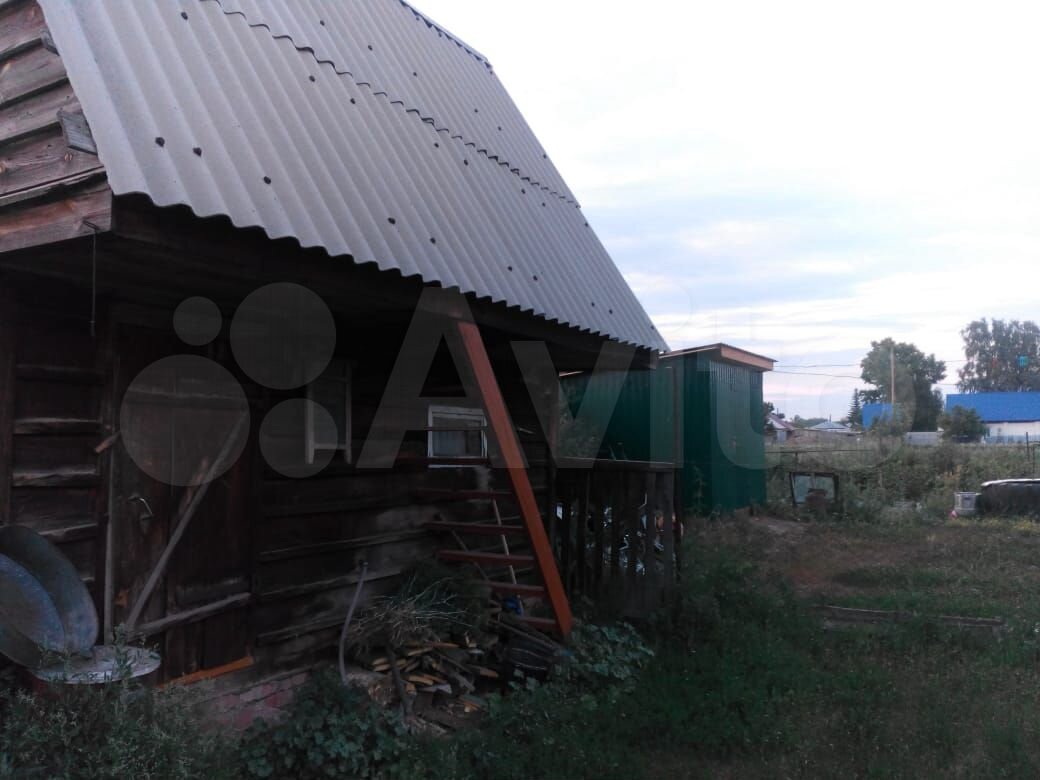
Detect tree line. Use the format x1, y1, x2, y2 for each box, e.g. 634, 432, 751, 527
770, 318, 1039, 436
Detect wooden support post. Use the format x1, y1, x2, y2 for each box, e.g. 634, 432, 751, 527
456, 321, 573, 636
560, 486, 572, 595
592, 475, 604, 596
576, 472, 589, 595
644, 471, 659, 608
0, 281, 15, 522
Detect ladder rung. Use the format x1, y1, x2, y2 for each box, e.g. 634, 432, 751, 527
425, 521, 527, 536
438, 550, 534, 567
476, 581, 547, 598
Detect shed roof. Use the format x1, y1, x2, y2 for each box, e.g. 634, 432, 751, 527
664, 343, 775, 372
39, 0, 667, 351
945, 392, 1040, 423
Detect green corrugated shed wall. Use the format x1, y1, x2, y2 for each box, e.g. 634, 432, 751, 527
562, 348, 767, 514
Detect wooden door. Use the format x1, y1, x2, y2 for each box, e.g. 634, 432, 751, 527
109, 312, 253, 680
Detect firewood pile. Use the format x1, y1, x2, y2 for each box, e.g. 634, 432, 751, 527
342, 568, 563, 730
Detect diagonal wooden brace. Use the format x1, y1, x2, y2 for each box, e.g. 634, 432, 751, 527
456, 321, 573, 636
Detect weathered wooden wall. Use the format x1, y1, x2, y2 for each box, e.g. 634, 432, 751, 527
1, 279, 107, 621
0, 0, 111, 254
0, 267, 561, 681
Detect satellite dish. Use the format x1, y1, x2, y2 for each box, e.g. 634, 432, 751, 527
0, 553, 66, 667
0, 525, 99, 666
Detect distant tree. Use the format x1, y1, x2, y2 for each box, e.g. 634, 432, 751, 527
790, 415, 828, 429
763, 401, 784, 420
860, 338, 946, 431
958, 318, 1040, 392
940, 405, 988, 443
845, 390, 863, 427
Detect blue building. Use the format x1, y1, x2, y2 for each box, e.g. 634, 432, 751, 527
944, 393, 1040, 442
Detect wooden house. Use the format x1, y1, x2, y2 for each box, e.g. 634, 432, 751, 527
0, 0, 668, 687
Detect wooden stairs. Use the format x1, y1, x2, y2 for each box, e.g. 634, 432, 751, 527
419, 321, 573, 637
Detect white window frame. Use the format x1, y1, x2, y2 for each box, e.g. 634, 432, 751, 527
306, 359, 352, 464
427, 404, 487, 462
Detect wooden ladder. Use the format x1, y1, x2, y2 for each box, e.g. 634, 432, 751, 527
422, 321, 573, 637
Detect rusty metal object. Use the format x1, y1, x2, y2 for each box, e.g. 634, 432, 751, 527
0, 524, 98, 656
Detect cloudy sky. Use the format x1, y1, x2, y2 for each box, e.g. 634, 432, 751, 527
418, 0, 1040, 419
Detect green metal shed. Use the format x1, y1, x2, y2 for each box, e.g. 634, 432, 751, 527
561, 344, 774, 515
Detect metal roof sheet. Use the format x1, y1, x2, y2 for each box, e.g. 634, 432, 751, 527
945, 392, 1040, 423
39, 0, 667, 351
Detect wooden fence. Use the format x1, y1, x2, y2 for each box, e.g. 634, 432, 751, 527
551, 459, 682, 616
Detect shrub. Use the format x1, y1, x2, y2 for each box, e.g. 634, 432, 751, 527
237, 669, 409, 780
0, 679, 232, 779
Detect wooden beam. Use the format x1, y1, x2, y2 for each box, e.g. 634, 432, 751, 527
0, 280, 14, 518
133, 592, 253, 638
12, 465, 98, 487
164, 655, 254, 687
0, 178, 111, 253
13, 417, 101, 435
456, 320, 573, 636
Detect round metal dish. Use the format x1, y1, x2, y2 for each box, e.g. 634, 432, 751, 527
0, 525, 98, 655
0, 553, 66, 667
31, 646, 162, 685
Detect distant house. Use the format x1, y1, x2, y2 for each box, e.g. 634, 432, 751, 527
862, 402, 894, 429
945, 393, 1040, 442
808, 421, 856, 436
766, 413, 796, 443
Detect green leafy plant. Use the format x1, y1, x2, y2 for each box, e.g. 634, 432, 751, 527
0, 678, 232, 779
237, 669, 409, 779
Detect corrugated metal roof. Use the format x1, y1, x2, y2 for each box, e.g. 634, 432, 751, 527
39, 0, 667, 351
946, 393, 1040, 423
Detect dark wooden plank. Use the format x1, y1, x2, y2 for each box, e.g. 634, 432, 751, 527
134, 592, 252, 638
0, 81, 74, 144
0, 44, 67, 108
0, 126, 106, 197
625, 471, 640, 589
16, 364, 104, 384
13, 433, 98, 471
643, 471, 659, 609
575, 472, 588, 595
13, 417, 100, 435
12, 465, 98, 487
37, 519, 96, 544
661, 469, 676, 588
610, 473, 623, 582
0, 1, 45, 62
57, 109, 96, 155
559, 487, 572, 594
256, 565, 405, 604
11, 487, 94, 531
258, 528, 430, 563
592, 482, 604, 595
0, 177, 111, 253
0, 281, 14, 519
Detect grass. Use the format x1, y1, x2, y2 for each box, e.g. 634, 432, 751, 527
679, 514, 1040, 778
8, 505, 1040, 778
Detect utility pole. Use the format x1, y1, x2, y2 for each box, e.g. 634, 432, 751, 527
890, 347, 896, 423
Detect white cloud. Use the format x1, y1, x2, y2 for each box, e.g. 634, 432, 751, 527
416, 0, 1040, 417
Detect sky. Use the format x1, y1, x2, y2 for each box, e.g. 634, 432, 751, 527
416, 0, 1040, 420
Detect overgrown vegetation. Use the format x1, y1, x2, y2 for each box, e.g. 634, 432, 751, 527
9, 508, 1040, 778
767, 438, 1038, 522
0, 670, 233, 779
